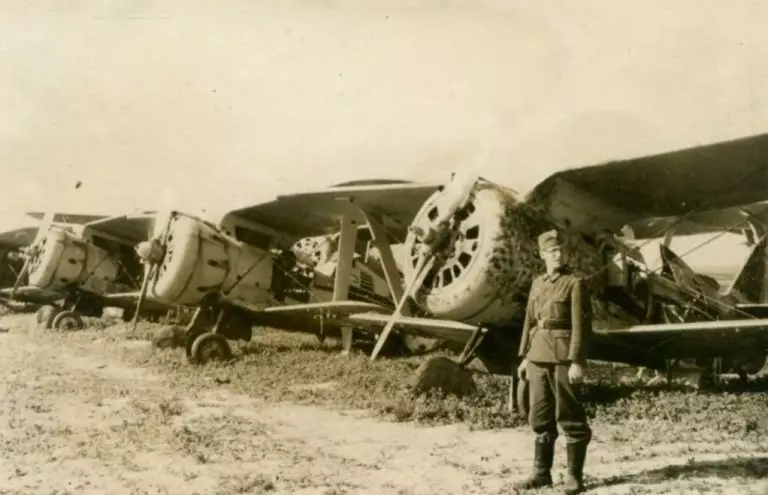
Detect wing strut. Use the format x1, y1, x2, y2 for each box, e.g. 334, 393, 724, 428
333, 206, 358, 354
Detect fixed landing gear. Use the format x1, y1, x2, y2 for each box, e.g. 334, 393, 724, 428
35, 305, 85, 331
182, 305, 251, 365
188, 332, 233, 364
51, 310, 84, 331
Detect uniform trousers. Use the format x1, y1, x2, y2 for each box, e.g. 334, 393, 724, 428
526, 360, 592, 444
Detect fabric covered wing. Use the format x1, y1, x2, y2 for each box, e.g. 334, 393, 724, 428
82, 213, 156, 244
226, 181, 440, 243
0, 227, 38, 249
27, 212, 109, 225
593, 318, 768, 365
526, 133, 768, 238
102, 291, 170, 312
228, 300, 393, 337
348, 313, 482, 344
624, 201, 768, 240
0, 286, 63, 304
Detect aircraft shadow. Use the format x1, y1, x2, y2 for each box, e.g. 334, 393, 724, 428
591, 455, 768, 490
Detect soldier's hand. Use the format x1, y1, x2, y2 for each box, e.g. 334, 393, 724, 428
568, 362, 584, 384
517, 359, 528, 381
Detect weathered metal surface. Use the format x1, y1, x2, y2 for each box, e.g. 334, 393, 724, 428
401, 181, 612, 326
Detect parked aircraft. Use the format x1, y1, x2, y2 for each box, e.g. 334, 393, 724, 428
0, 211, 170, 329
336, 133, 768, 397
213, 133, 768, 396
79, 186, 439, 364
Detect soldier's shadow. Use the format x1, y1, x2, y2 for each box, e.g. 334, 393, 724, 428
590, 455, 768, 489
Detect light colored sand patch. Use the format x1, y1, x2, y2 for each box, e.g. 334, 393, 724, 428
1, 317, 768, 494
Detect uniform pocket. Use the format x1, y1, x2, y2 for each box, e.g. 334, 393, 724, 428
553, 332, 571, 362
550, 299, 571, 320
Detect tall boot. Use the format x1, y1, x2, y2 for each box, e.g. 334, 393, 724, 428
563, 441, 588, 494
513, 437, 554, 490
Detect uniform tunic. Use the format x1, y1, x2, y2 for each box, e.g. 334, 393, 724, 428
517, 268, 593, 444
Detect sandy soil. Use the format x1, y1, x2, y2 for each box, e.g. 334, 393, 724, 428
1, 314, 767, 494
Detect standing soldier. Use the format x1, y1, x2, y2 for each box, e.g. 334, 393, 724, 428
514, 229, 592, 494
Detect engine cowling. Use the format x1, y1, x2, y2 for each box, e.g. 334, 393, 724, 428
402, 180, 607, 326
148, 214, 274, 307
27, 227, 119, 295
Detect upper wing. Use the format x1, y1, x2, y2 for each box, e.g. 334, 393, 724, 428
27, 212, 109, 225
0, 227, 38, 249
526, 133, 768, 238
226, 180, 441, 243
624, 201, 768, 240
81, 212, 156, 244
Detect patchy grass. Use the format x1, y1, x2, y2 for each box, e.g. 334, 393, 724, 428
55, 320, 768, 451
5, 315, 768, 494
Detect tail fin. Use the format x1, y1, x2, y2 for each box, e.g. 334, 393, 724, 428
725, 235, 768, 304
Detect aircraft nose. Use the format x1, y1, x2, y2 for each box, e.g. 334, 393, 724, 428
135, 239, 165, 265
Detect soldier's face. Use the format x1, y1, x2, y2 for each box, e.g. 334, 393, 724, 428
540, 246, 563, 270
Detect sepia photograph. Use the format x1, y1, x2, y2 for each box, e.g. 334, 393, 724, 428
1, 1, 767, 493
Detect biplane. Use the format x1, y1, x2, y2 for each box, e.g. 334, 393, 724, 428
218, 132, 768, 393
76, 188, 439, 364
0, 211, 171, 329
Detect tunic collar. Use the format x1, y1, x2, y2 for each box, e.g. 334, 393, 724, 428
542, 267, 566, 282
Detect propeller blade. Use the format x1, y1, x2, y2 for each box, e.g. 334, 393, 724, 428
9, 210, 56, 301
32, 211, 56, 246
7, 257, 31, 301
130, 263, 155, 334
369, 252, 435, 361
130, 209, 175, 333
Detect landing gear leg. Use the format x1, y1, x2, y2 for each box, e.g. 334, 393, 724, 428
35, 305, 59, 330
186, 306, 234, 365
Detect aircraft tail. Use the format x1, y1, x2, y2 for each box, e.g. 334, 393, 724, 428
724, 235, 768, 305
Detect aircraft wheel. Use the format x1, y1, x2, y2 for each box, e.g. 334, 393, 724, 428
35, 305, 58, 329
189, 332, 233, 365
51, 310, 84, 331
184, 327, 208, 359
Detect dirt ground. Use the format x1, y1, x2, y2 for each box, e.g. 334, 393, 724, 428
1, 314, 767, 494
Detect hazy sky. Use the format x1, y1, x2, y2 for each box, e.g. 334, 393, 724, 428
1, 1, 766, 268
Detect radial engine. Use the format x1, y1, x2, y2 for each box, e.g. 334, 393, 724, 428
24, 226, 119, 300
400, 180, 609, 327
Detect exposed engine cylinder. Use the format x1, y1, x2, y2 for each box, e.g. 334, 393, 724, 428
291, 234, 336, 267
148, 214, 274, 307
27, 227, 119, 294
402, 181, 606, 326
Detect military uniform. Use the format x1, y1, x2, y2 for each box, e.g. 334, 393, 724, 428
515, 230, 592, 494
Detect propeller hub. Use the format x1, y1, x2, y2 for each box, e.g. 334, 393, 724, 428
135, 239, 165, 265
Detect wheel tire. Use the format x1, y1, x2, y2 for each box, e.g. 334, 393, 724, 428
189, 332, 233, 365
51, 310, 84, 331
35, 305, 57, 329
184, 327, 208, 359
